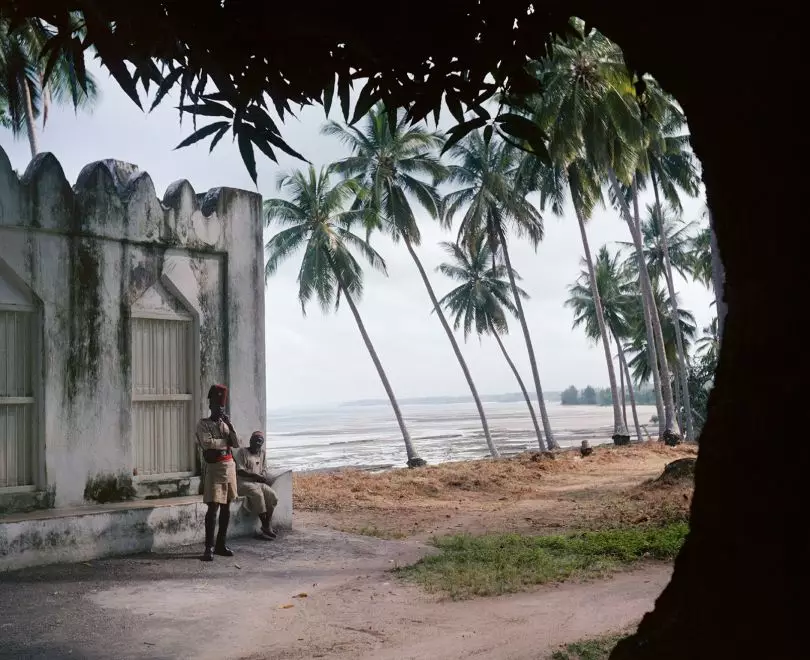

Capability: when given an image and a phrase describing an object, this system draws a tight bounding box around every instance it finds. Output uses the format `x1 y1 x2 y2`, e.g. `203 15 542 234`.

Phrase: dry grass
294 442 698 540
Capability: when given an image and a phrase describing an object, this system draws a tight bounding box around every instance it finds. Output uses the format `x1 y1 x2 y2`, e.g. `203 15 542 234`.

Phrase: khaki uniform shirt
195 418 238 451
234 447 266 480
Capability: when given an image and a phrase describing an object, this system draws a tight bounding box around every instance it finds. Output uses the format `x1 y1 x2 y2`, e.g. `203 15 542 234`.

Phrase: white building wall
0 146 265 513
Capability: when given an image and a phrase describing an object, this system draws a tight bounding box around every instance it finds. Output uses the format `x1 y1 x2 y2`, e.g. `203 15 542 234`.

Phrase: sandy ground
296 442 697 539
0 443 694 660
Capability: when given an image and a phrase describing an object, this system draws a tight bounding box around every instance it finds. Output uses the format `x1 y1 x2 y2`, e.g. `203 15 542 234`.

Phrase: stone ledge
0 471 293 572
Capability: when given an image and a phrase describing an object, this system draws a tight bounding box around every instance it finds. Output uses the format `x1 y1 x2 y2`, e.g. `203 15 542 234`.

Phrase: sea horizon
266 399 658 473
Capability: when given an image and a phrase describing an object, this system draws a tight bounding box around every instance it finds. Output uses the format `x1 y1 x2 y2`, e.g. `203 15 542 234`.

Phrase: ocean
267 400 658 472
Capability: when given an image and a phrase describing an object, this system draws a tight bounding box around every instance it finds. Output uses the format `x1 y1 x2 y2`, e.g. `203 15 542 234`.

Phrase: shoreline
269 402 660 474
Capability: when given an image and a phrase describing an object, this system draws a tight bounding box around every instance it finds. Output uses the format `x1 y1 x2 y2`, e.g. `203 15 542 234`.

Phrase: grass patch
342 525 407 540
550 632 628 659
397 523 687 599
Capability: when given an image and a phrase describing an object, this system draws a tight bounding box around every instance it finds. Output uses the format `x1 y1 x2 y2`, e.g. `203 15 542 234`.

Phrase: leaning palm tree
533 18 671 439
635 80 702 440
624 282 697 433
443 130 557 450
625 204 698 286
323 105 500 458
436 233 544 450
529 153 630 444
565 246 643 442
0 16 98 157
264 165 424 467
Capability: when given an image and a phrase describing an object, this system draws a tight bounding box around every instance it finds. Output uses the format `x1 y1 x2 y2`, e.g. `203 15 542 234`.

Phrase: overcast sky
0 65 714 409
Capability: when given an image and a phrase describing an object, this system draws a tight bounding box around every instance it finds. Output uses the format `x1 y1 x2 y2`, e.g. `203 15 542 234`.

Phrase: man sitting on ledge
234 431 278 539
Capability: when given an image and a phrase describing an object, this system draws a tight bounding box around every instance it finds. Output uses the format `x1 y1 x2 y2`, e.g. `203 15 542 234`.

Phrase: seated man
234 431 278 539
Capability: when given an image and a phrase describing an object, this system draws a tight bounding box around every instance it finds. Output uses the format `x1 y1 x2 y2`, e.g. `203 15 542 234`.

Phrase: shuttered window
0 305 36 490
131 313 195 477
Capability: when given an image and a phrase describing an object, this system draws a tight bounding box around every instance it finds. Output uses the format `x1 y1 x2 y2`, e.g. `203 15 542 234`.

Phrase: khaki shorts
203 460 238 504
237 481 278 514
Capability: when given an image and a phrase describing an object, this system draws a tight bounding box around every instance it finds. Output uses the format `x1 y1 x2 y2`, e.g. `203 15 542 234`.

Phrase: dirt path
0 525 669 660
0 445 691 659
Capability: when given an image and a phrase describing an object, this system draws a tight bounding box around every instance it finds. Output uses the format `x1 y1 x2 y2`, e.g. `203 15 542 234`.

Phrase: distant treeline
560 385 657 406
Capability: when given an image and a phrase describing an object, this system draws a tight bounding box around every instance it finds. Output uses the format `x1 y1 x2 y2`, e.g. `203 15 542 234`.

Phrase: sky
0 64 714 409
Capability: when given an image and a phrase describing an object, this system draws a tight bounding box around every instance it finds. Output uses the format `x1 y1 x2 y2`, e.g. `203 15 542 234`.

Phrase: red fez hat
207 384 228 405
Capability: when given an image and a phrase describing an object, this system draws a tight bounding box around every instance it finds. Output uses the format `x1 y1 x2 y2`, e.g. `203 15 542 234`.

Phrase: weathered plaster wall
0 146 265 510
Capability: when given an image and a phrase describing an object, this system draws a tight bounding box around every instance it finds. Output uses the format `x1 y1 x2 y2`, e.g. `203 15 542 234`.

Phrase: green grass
343 525 407 540
550 632 628 660
396 522 687 599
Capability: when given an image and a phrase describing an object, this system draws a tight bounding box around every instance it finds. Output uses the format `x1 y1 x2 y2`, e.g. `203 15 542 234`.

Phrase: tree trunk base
612 433 631 446
662 430 682 446
407 457 427 468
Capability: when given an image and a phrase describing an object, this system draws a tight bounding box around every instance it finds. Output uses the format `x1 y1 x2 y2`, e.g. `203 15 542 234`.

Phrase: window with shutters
0 271 37 491
131 283 196 478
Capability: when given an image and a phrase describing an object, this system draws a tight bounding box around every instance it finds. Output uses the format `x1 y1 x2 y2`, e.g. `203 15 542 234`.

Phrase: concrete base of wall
0 471 292 572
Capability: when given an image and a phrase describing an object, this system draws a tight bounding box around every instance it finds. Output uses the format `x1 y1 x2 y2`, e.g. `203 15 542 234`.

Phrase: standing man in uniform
196 384 239 562
234 431 279 539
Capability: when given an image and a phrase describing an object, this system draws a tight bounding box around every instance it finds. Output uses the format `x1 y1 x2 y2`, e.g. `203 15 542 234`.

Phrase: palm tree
530 153 630 443
636 81 702 441
436 233 545 449
323 105 501 458
443 130 557 450
0 16 98 157
691 225 713 289
565 246 643 442
533 18 670 438
626 204 697 285
263 165 424 467
695 317 719 366
624 282 697 433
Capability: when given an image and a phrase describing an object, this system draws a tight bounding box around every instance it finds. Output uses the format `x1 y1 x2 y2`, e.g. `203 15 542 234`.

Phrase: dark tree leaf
470 104 491 121
101 55 143 109
150 67 183 111
338 74 351 121
323 76 335 117
495 113 550 164
446 93 465 124
209 124 229 153
244 126 277 163
483 123 493 145
177 102 234 118
264 129 309 162
70 38 87 95
351 80 379 124
40 32 70 92
175 121 230 149
238 130 257 184
440 116 488 155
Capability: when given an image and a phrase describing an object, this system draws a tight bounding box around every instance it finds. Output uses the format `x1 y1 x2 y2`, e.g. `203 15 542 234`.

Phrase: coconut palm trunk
490 321 544 451
22 79 38 157
607 168 670 436
402 235 500 458
628 178 678 436
574 206 629 442
497 225 556 450
619 351 628 427
651 171 696 441
335 272 422 466
614 330 643 443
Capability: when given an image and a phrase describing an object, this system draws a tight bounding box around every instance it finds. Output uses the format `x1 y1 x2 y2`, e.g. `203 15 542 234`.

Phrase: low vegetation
550 631 630 660
397 522 688 599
